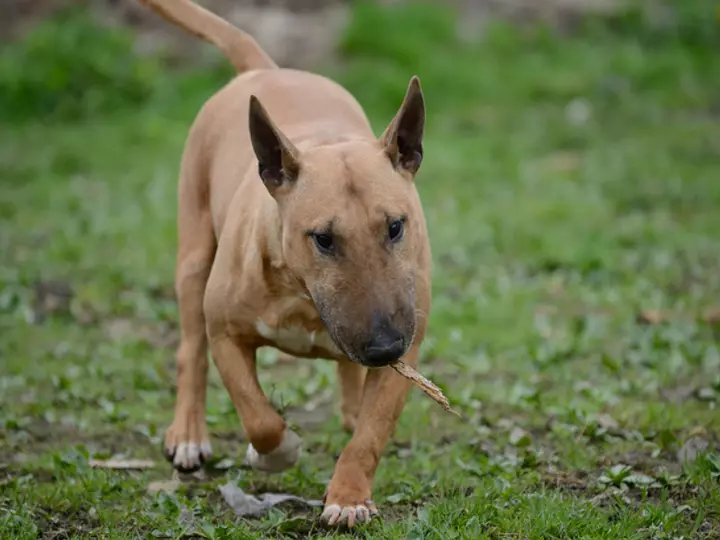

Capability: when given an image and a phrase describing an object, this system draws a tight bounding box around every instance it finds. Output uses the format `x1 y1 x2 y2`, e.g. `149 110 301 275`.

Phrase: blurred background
2 0 718 354
2 1 720 536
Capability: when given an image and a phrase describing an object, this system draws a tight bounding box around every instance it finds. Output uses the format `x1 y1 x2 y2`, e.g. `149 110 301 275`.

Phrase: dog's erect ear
379 76 425 177
248 95 300 196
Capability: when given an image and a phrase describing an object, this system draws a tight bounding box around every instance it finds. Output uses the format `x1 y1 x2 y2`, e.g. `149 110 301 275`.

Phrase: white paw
321 501 377 528
245 429 302 473
171 441 212 471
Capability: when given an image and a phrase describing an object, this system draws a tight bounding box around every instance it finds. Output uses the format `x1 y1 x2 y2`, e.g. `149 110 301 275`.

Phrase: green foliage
0 8 163 123
583 0 720 51
1 0 720 537
341 0 457 65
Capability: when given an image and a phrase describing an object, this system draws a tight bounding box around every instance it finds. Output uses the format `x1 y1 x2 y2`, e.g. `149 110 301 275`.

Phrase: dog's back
193 69 374 229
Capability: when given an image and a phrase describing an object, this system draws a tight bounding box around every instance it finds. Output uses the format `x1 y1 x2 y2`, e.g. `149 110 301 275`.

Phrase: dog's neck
261 205 312 302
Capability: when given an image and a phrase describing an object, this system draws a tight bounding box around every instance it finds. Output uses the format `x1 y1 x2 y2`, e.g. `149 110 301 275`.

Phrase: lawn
2 2 720 538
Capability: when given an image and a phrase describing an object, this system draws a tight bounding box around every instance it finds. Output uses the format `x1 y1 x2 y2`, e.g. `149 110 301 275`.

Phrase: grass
2 1 720 538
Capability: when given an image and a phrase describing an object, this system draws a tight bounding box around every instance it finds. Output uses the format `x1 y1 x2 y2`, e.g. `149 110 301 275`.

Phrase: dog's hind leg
163 152 216 473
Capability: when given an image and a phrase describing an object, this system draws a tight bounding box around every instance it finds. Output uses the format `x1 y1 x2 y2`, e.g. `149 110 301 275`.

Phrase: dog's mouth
317 312 363 364
310 290 416 367
318 311 413 368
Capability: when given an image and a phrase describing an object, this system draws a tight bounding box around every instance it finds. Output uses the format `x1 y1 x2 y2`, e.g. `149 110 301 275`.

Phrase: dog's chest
254 297 341 358
256 320 339 357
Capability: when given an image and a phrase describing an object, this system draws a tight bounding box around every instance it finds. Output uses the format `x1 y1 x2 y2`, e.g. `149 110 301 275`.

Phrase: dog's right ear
248 95 300 197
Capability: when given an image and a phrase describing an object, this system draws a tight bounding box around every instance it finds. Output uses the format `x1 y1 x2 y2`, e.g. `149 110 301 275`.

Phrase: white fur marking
245 428 302 473
256 319 340 356
200 441 212 457
321 503 372 527
172 440 211 469
173 442 195 468
321 504 342 524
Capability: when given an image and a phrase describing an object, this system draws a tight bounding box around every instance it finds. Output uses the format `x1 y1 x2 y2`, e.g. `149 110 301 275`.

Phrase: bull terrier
138 0 432 527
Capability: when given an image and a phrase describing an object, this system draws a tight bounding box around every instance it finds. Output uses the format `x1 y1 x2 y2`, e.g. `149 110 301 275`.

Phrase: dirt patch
1 419 154 465
103 317 179 349
31 279 74 324
542 467 591 493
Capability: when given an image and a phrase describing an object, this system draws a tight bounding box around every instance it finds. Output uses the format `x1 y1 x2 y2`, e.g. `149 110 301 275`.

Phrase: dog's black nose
362 316 406 367
364 338 405 366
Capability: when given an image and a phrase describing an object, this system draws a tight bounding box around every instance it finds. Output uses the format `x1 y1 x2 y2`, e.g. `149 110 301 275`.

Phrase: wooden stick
391 361 460 417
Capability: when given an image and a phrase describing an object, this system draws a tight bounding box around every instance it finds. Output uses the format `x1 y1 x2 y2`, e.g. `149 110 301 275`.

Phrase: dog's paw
321 500 378 528
164 417 211 473
245 428 301 473
164 441 212 472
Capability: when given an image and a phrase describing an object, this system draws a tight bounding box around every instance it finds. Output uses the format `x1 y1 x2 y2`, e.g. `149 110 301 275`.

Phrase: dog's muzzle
358 313 408 367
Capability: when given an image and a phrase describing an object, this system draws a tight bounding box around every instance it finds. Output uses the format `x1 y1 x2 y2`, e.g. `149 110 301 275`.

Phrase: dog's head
249 77 427 367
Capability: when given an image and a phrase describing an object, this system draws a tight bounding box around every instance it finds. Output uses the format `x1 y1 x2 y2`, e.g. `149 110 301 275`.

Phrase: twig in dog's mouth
390 361 460 417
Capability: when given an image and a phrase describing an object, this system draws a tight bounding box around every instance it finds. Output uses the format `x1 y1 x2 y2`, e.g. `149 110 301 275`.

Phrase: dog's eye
388 220 404 242
312 233 334 254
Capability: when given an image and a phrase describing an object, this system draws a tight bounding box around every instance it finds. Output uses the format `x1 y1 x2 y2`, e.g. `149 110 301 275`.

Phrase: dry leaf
219 482 322 517
89 458 155 470
595 413 619 431
509 427 532 447
147 479 182 495
391 361 460 417
637 309 669 325
538 151 583 173
703 307 720 324
676 435 709 464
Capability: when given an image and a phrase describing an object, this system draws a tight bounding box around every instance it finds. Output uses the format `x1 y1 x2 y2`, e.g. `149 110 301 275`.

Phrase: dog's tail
137 0 277 73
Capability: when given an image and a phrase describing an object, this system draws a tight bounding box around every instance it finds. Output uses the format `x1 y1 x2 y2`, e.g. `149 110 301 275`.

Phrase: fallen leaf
147 479 182 495
103 318 178 349
676 436 709 464
177 507 194 526
509 427 532 447
660 385 695 403
32 280 74 323
696 387 717 402
595 413 619 431
89 458 155 470
537 151 583 173
624 473 658 487
637 309 669 325
219 482 322 517
702 307 720 324
211 458 235 470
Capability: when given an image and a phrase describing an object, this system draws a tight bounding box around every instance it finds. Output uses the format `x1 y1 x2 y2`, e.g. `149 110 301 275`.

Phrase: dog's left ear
379 76 425 177
248 95 301 197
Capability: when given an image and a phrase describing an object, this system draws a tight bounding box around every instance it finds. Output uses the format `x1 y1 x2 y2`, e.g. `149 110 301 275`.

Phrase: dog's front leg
322 346 419 528
210 335 302 472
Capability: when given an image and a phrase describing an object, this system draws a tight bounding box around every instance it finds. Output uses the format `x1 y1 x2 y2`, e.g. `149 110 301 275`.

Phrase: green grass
2 1 720 538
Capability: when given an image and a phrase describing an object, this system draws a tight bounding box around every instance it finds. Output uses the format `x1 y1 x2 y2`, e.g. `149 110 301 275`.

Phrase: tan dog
138 0 432 528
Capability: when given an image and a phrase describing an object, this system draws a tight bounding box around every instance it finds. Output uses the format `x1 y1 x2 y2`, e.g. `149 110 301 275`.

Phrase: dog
138 0 432 528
